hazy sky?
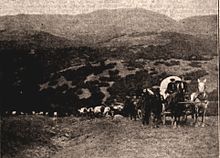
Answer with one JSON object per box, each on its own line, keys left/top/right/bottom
{"left": 0, "top": 0, "right": 218, "bottom": 20}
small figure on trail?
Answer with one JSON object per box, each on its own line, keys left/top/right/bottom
{"left": 165, "top": 78, "right": 177, "bottom": 95}
{"left": 123, "top": 95, "right": 137, "bottom": 120}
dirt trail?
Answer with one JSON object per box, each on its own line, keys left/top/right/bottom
{"left": 52, "top": 117, "right": 219, "bottom": 158}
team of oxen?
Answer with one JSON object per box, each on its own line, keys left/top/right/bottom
{"left": 5, "top": 77, "right": 209, "bottom": 128}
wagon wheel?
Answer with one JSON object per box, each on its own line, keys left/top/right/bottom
{"left": 137, "top": 109, "right": 142, "bottom": 120}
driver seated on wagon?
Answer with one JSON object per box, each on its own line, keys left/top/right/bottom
{"left": 165, "top": 78, "right": 177, "bottom": 95}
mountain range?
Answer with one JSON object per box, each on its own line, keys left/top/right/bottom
{"left": 0, "top": 8, "right": 217, "bottom": 48}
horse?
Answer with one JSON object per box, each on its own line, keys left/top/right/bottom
{"left": 190, "top": 79, "right": 209, "bottom": 127}
{"left": 164, "top": 80, "right": 187, "bottom": 128}
{"left": 141, "top": 88, "right": 163, "bottom": 127}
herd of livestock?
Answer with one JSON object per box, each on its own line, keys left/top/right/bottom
{"left": 3, "top": 76, "right": 209, "bottom": 128}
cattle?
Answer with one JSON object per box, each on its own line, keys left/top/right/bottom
{"left": 87, "top": 107, "right": 94, "bottom": 118}
{"left": 39, "top": 111, "right": 44, "bottom": 115}
{"left": 53, "top": 112, "right": 58, "bottom": 117}
{"left": 78, "top": 107, "right": 88, "bottom": 116}
{"left": 32, "top": 111, "right": 36, "bottom": 115}
{"left": 77, "top": 105, "right": 111, "bottom": 118}
{"left": 51, "top": 111, "right": 58, "bottom": 121}
{"left": 111, "top": 104, "right": 124, "bottom": 116}
{"left": 93, "top": 105, "right": 105, "bottom": 117}
{"left": 103, "top": 107, "right": 112, "bottom": 117}
{"left": 141, "top": 88, "right": 163, "bottom": 127}
{"left": 12, "top": 111, "right": 17, "bottom": 115}
{"left": 20, "top": 112, "right": 25, "bottom": 115}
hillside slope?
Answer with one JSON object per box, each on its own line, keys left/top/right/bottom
{"left": 0, "top": 8, "right": 181, "bottom": 46}
{"left": 179, "top": 15, "right": 217, "bottom": 35}
{"left": 0, "top": 30, "right": 74, "bottom": 49}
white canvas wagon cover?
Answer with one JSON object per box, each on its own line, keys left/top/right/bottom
{"left": 160, "top": 76, "right": 181, "bottom": 99}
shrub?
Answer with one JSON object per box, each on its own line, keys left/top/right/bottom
{"left": 208, "top": 89, "right": 218, "bottom": 101}
{"left": 154, "top": 60, "right": 180, "bottom": 66}
{"left": 188, "top": 61, "right": 202, "bottom": 68}
{"left": 184, "top": 70, "right": 208, "bottom": 81}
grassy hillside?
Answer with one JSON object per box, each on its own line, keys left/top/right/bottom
{"left": 1, "top": 116, "right": 219, "bottom": 158}
{"left": 0, "top": 8, "right": 180, "bottom": 46}
{"left": 0, "top": 30, "right": 74, "bottom": 49}
{"left": 100, "top": 31, "right": 217, "bottom": 60}
{"left": 179, "top": 15, "right": 217, "bottom": 35}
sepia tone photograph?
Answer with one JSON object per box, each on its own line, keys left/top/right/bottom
{"left": 0, "top": 0, "right": 219, "bottom": 158}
